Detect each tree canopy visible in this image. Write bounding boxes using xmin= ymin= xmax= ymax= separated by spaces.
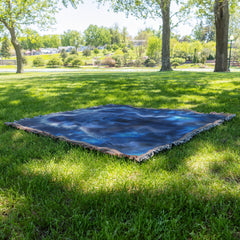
xmin=84 ymin=25 xmax=111 ymax=47
xmin=0 ymin=36 xmax=11 ymax=59
xmin=0 ymin=0 xmax=83 ymax=73
xmin=61 ymin=30 xmax=83 ymax=49
xmin=96 ymin=0 xmax=184 ymax=71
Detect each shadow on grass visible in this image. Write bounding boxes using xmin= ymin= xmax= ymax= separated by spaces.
xmin=1 ymin=146 xmax=240 ymax=239
xmin=1 ymin=131 xmax=240 ymax=239
xmin=0 ymin=71 xmax=240 ymax=239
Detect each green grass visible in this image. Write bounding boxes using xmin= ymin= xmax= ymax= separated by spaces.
xmin=0 ymin=71 xmax=239 ymax=239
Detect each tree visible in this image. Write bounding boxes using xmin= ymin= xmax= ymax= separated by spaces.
xmin=1 ymin=36 xmax=11 ymax=59
xmin=193 ymin=21 xmax=215 ymax=42
xmin=146 ymin=36 xmax=162 ymax=63
xmin=84 ymin=25 xmax=111 ymax=47
xmin=188 ymin=0 xmax=239 ymax=72
xmin=20 ymin=29 xmax=42 ymax=51
xmin=96 ymin=0 xmax=177 ymax=71
xmin=134 ymin=28 xmax=154 ymax=44
xmin=0 ymin=0 xmax=82 ymax=73
xmin=40 ymin=34 xmax=61 ymax=48
xmin=109 ymin=24 xmax=121 ymax=45
xmin=0 ymin=0 xmax=60 ymax=73
xmin=121 ymin=27 xmax=129 ymax=44
xmin=61 ymin=30 xmax=83 ymax=49
xmin=214 ymin=0 xmax=229 ymax=71
xmin=229 ymin=5 xmax=240 ymax=40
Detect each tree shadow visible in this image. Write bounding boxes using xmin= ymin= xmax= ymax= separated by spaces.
xmin=1 ymin=147 xmax=240 ymax=239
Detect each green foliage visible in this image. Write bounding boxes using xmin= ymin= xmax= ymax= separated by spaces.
xmin=133 ymin=58 xmax=144 ymax=67
xmin=19 ymin=29 xmax=42 ymax=51
xmin=84 ymin=25 xmax=111 ymax=47
xmin=146 ymin=36 xmax=161 ymax=63
xmin=47 ymin=57 xmax=63 ymax=68
xmin=135 ymin=28 xmax=154 ymax=42
xmin=0 ymin=1 xmax=59 ymax=32
xmin=229 ymin=5 xmax=240 ymax=41
xmin=112 ymin=43 xmax=119 ymax=51
xmin=122 ymin=47 xmax=128 ymax=53
xmin=144 ymin=58 xmax=156 ymax=67
xmin=64 ymin=55 xmax=83 ymax=67
xmin=123 ymin=53 xmax=131 ymax=66
xmin=170 ymin=58 xmax=186 ymax=65
xmin=171 ymin=39 xmax=216 ymax=62
xmin=112 ymin=55 xmax=123 ymax=67
xmin=103 ymin=49 xmax=108 ymax=55
xmin=61 ymin=30 xmax=83 ymax=49
xmin=114 ymin=49 xmax=124 ymax=55
xmin=71 ymin=57 xmax=83 ymax=67
xmin=93 ymin=48 xmax=100 ymax=54
xmin=135 ymin=45 xmax=146 ymax=59
xmin=0 ymin=37 xmax=11 ymax=59
xmin=40 ymin=34 xmax=61 ymax=48
xmin=60 ymin=49 xmax=68 ymax=60
xmin=193 ymin=21 xmax=215 ymax=42
xmin=64 ymin=55 xmax=76 ymax=66
xmin=106 ymin=44 xmax=112 ymax=51
xmin=33 ymin=56 xmax=45 ymax=67
xmin=70 ymin=48 xmax=78 ymax=55
xmin=109 ymin=24 xmax=121 ymax=45
xmin=82 ymin=49 xmax=91 ymax=57
xmin=193 ymin=49 xmax=199 ymax=64
xmin=121 ymin=27 xmax=128 ymax=44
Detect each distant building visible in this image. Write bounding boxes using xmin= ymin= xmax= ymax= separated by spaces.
xmin=24 ymin=50 xmax=41 ymax=55
xmin=58 ymin=46 xmax=75 ymax=53
xmin=132 ymin=40 xmax=147 ymax=47
xmin=39 ymin=48 xmax=58 ymax=54
xmin=78 ymin=45 xmax=89 ymax=52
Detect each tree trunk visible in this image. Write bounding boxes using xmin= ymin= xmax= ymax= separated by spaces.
xmin=214 ymin=0 xmax=229 ymax=72
xmin=160 ymin=0 xmax=172 ymax=71
xmin=9 ymin=27 xmax=24 ymax=73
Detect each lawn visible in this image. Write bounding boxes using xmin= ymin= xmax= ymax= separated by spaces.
xmin=0 ymin=71 xmax=239 ymax=239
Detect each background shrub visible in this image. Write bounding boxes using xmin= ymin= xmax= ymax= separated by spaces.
xmin=71 ymin=57 xmax=83 ymax=67
xmin=33 ymin=56 xmax=45 ymax=67
xmin=64 ymin=56 xmax=75 ymax=66
xmin=70 ymin=48 xmax=78 ymax=55
xmin=112 ymin=44 xmax=119 ymax=51
xmin=133 ymin=58 xmax=143 ymax=67
xmin=82 ymin=49 xmax=91 ymax=57
xmin=106 ymin=45 xmax=112 ymax=51
xmin=103 ymin=49 xmax=108 ymax=55
xmin=112 ymin=55 xmax=123 ymax=67
xmin=122 ymin=47 xmax=128 ymax=53
xmin=93 ymin=48 xmax=99 ymax=54
xmin=144 ymin=58 xmax=156 ymax=67
xmin=47 ymin=57 xmax=63 ymax=68
xmin=102 ymin=57 xmax=116 ymax=67
xmin=60 ymin=49 xmax=68 ymax=60
xmin=170 ymin=58 xmax=185 ymax=65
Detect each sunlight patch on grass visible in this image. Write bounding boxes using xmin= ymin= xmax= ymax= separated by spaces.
xmin=9 ymin=100 xmax=21 ymax=105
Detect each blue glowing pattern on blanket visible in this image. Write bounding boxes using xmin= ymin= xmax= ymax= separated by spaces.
xmin=14 ymin=105 xmax=228 ymax=156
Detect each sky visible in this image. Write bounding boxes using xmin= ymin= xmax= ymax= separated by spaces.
xmin=40 ymin=1 xmax=195 ymax=37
